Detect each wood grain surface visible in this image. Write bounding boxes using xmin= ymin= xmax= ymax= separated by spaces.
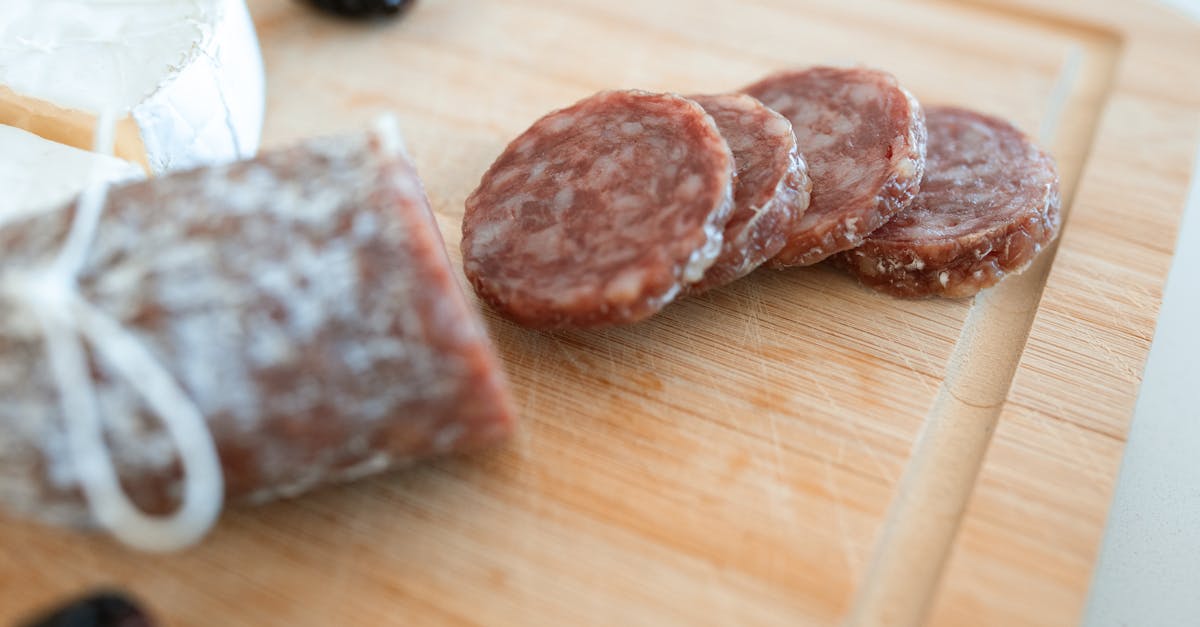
xmin=1 ymin=1 xmax=1197 ymax=625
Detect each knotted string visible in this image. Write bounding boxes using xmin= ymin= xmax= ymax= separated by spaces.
xmin=5 ymin=111 xmax=224 ymax=552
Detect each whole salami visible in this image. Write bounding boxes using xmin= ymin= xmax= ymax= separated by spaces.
xmin=685 ymin=93 xmax=812 ymax=294
xmin=742 ymin=67 xmax=927 ymax=267
xmin=0 ymin=120 xmax=515 ymax=549
xmin=462 ymin=90 xmax=735 ymax=328
xmin=835 ymin=105 xmax=1061 ymax=298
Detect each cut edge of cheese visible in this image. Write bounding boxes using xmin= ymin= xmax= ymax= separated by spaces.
xmin=0 ymin=86 xmax=150 ymax=171
xmin=0 ymin=0 xmax=265 ymax=175
xmin=0 ymin=124 xmax=145 ymax=223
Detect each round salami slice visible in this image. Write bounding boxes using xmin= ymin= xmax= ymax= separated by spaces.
xmin=462 ymin=90 xmax=735 ymax=328
xmin=835 ymin=105 xmax=1061 ymax=298
xmin=685 ymin=93 xmax=812 ymax=294
xmin=742 ymin=66 xmax=927 ymax=267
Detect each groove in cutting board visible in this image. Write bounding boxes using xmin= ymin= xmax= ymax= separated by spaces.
xmin=846 ymin=9 xmax=1122 ymax=626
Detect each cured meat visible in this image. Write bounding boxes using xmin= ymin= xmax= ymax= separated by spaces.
xmin=0 ymin=120 xmax=515 ymax=546
xmin=685 ymin=93 xmax=812 ymax=294
xmin=835 ymin=105 xmax=1061 ymax=298
xmin=742 ymin=66 xmax=927 ymax=267
xmin=462 ymin=90 xmax=735 ymax=328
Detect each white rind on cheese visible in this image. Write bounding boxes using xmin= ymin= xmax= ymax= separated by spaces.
xmin=0 ymin=124 xmax=143 ymax=223
xmin=134 ymin=0 xmax=266 ymax=173
xmin=0 ymin=0 xmax=265 ymax=174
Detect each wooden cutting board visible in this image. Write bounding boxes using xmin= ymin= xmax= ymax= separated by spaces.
xmin=2 ymin=1 xmax=1198 ymax=625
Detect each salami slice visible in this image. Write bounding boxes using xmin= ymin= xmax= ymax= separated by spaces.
xmin=835 ymin=105 xmax=1061 ymax=298
xmin=685 ymin=94 xmax=812 ymax=294
xmin=742 ymin=67 xmax=927 ymax=267
xmin=0 ymin=121 xmax=515 ymax=541
xmin=462 ymin=90 xmax=735 ymax=329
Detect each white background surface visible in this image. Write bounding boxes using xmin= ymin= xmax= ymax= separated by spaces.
xmin=1082 ymin=1 xmax=1200 ymax=623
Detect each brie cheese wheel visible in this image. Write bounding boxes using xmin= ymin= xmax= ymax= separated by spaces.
xmin=0 ymin=124 xmax=144 ymax=223
xmin=0 ymin=0 xmax=266 ymax=174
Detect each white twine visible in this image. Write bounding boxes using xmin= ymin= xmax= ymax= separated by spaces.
xmin=3 ymin=110 xmax=223 ymax=552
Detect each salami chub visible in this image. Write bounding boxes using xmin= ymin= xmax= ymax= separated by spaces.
xmin=685 ymin=93 xmax=812 ymax=294
xmin=463 ymin=90 xmax=735 ymax=328
xmin=0 ymin=123 xmax=516 ymax=530
xmin=836 ymin=106 xmax=1061 ymax=298
xmin=743 ymin=67 xmax=927 ymax=267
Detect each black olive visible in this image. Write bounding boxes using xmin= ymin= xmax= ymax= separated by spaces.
xmin=308 ymin=0 xmax=416 ymax=18
xmin=19 ymin=591 xmax=155 ymax=627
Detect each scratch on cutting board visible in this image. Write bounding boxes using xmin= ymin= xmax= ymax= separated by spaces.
xmin=806 ymin=371 xmax=896 ymax=483
xmin=823 ymin=457 xmax=863 ymax=579
xmin=599 ymin=328 xmax=623 ymax=388
xmin=750 ymin=304 xmax=791 ymax=504
xmin=548 ymin=333 xmax=588 ymax=374
xmin=735 ymin=280 xmax=801 ymax=521
xmin=1108 ymin=269 xmax=1157 ymax=328
xmin=703 ymin=566 xmax=737 ymax=627
xmin=888 ymin=337 xmax=925 ymax=381
xmin=702 ymin=365 xmax=789 ymax=517
xmin=1027 ymin=406 xmax=1110 ymax=487
xmin=761 ymin=410 xmax=793 ymax=522
xmin=732 ymin=372 xmax=792 ymax=521
xmin=946 ymin=387 xmax=1004 ymax=411
xmin=741 ymin=280 xmax=770 ymax=365
xmin=1045 ymin=385 xmax=1074 ymax=426
xmin=846 ymin=418 xmax=897 ymax=484
xmin=1082 ymin=270 xmax=1156 ymax=352
xmin=515 ymin=336 xmax=547 ymax=462
xmin=895 ymin=318 xmax=940 ymax=395
xmin=1076 ymin=316 xmax=1142 ymax=384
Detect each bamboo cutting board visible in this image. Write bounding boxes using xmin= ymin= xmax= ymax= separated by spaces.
xmin=1 ymin=1 xmax=1198 ymax=625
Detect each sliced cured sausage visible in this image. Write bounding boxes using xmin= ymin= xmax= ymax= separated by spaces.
xmin=0 ymin=120 xmax=515 ymax=544
xmin=685 ymin=93 xmax=812 ymax=294
xmin=742 ymin=66 xmax=927 ymax=267
xmin=835 ymin=105 xmax=1061 ymax=298
xmin=463 ymin=90 xmax=735 ymax=328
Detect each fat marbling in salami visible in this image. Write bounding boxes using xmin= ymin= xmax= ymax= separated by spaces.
xmin=463 ymin=90 xmax=735 ymax=328
xmin=836 ymin=105 xmax=1061 ymax=298
xmin=742 ymin=67 xmax=927 ymax=267
xmin=685 ymin=93 xmax=812 ymax=294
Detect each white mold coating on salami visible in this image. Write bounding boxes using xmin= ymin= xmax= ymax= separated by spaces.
xmin=685 ymin=93 xmax=812 ymax=294
xmin=463 ymin=90 xmax=735 ymax=329
xmin=742 ymin=67 xmax=927 ymax=267
xmin=835 ymin=105 xmax=1061 ymax=298
xmin=0 ymin=127 xmax=515 ymax=526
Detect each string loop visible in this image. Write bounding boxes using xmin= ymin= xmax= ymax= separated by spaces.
xmin=0 ymin=110 xmax=223 ymax=552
